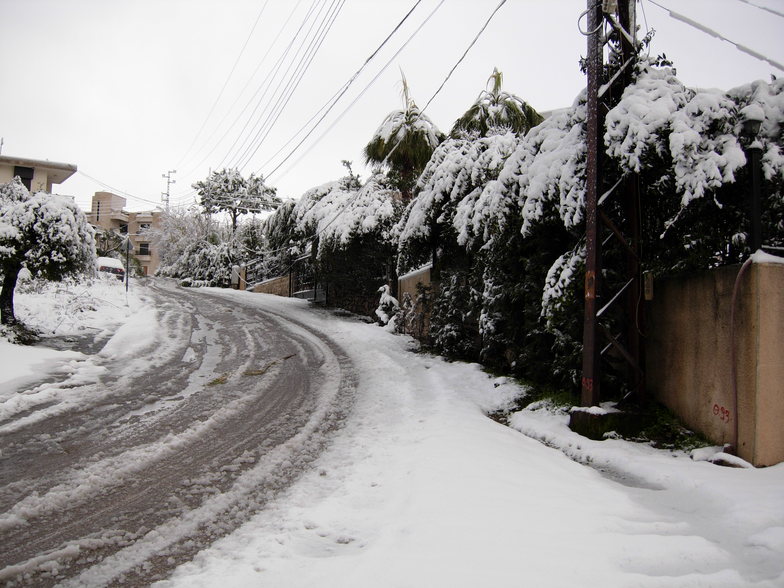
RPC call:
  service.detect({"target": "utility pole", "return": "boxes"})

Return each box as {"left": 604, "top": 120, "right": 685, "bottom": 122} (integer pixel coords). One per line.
{"left": 581, "top": 0, "right": 643, "bottom": 407}
{"left": 581, "top": 0, "right": 603, "bottom": 407}
{"left": 162, "top": 170, "right": 176, "bottom": 212}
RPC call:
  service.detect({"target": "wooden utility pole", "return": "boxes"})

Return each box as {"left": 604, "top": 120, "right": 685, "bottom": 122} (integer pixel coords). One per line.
{"left": 581, "top": 0, "right": 603, "bottom": 407}
{"left": 581, "top": 0, "right": 643, "bottom": 406}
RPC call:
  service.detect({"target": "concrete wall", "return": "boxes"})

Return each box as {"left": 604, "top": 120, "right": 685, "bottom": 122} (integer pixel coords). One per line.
{"left": 252, "top": 275, "right": 291, "bottom": 297}
{"left": 0, "top": 157, "right": 75, "bottom": 193}
{"left": 397, "top": 265, "right": 432, "bottom": 340}
{"left": 0, "top": 163, "right": 49, "bottom": 192}
{"left": 646, "top": 261, "right": 784, "bottom": 466}
{"left": 398, "top": 265, "right": 431, "bottom": 303}
{"left": 128, "top": 210, "right": 162, "bottom": 276}
{"left": 89, "top": 191, "right": 129, "bottom": 230}
{"left": 88, "top": 192, "right": 163, "bottom": 276}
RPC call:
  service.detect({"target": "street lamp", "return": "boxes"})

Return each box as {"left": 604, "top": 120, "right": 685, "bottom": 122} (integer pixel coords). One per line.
{"left": 740, "top": 104, "right": 764, "bottom": 253}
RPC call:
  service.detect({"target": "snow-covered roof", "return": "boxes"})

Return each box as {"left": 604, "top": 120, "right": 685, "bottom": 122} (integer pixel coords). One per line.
{"left": 0, "top": 154, "right": 77, "bottom": 185}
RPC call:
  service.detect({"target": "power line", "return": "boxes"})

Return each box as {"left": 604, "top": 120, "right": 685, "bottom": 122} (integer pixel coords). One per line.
{"left": 179, "top": 0, "right": 308, "bottom": 178}
{"left": 227, "top": 0, "right": 344, "bottom": 170}
{"left": 78, "top": 171, "right": 163, "bottom": 207}
{"left": 212, "top": 0, "right": 325, "bottom": 172}
{"left": 422, "top": 0, "right": 508, "bottom": 114}
{"left": 734, "top": 0, "right": 784, "bottom": 19}
{"left": 264, "top": 0, "right": 442, "bottom": 182}
{"left": 263, "top": 0, "right": 509, "bottom": 276}
{"left": 647, "top": 0, "right": 784, "bottom": 71}
{"left": 255, "top": 0, "right": 425, "bottom": 176}
{"left": 233, "top": 0, "right": 346, "bottom": 171}
{"left": 175, "top": 0, "right": 272, "bottom": 170}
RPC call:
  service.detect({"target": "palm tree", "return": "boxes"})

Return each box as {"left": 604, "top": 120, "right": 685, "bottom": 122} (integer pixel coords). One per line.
{"left": 451, "top": 68, "right": 543, "bottom": 138}
{"left": 364, "top": 72, "right": 445, "bottom": 202}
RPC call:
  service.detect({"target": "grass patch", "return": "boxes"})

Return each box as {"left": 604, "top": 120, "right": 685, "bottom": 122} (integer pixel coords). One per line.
{"left": 627, "top": 402, "right": 712, "bottom": 451}
{"left": 487, "top": 377, "right": 578, "bottom": 426}
{"left": 207, "top": 373, "right": 229, "bottom": 386}
{"left": 242, "top": 354, "right": 296, "bottom": 377}
{"left": 485, "top": 374, "right": 710, "bottom": 452}
{"left": 243, "top": 363, "right": 274, "bottom": 377}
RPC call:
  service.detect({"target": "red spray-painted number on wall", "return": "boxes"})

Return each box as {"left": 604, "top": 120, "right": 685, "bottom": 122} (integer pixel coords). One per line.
{"left": 713, "top": 404, "right": 731, "bottom": 423}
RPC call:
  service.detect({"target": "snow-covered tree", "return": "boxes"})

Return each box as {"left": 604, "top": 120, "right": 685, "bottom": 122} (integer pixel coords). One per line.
{"left": 0, "top": 179, "right": 95, "bottom": 326}
{"left": 254, "top": 170, "right": 403, "bottom": 316}
{"left": 193, "top": 168, "right": 280, "bottom": 232}
{"left": 451, "top": 68, "right": 543, "bottom": 139}
{"left": 393, "top": 39, "right": 784, "bottom": 391}
{"left": 364, "top": 74, "right": 445, "bottom": 201}
{"left": 151, "top": 207, "right": 217, "bottom": 275}
{"left": 293, "top": 173, "right": 403, "bottom": 315}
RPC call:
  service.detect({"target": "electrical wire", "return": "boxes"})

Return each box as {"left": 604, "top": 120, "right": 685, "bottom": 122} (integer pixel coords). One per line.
{"left": 176, "top": 0, "right": 272, "bottom": 170}
{"left": 272, "top": 0, "right": 493, "bottom": 178}
{"left": 421, "top": 0, "right": 508, "bottom": 114}
{"left": 255, "top": 0, "right": 424, "bottom": 174}
{"left": 578, "top": 3, "right": 604, "bottom": 36}
{"left": 637, "top": 0, "right": 652, "bottom": 61}
{"left": 222, "top": 0, "right": 332, "bottom": 170}
{"left": 180, "top": 0, "right": 439, "bottom": 270}
{"left": 237, "top": 0, "right": 345, "bottom": 170}
{"left": 231, "top": 0, "right": 346, "bottom": 171}
{"left": 212, "top": 0, "right": 326, "bottom": 172}
{"left": 264, "top": 0, "right": 443, "bottom": 182}
{"left": 647, "top": 0, "right": 784, "bottom": 71}
{"left": 78, "top": 171, "right": 162, "bottom": 207}
{"left": 179, "top": 0, "right": 309, "bottom": 178}
{"left": 734, "top": 0, "right": 784, "bottom": 19}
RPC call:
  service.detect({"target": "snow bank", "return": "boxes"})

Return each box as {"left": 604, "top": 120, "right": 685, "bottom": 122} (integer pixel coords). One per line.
{"left": 0, "top": 341, "right": 83, "bottom": 402}
{"left": 0, "top": 277, "right": 157, "bottom": 427}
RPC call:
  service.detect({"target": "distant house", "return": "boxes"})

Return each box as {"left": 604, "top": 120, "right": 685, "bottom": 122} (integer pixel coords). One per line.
{"left": 87, "top": 191, "right": 163, "bottom": 276}
{"left": 0, "top": 154, "right": 77, "bottom": 193}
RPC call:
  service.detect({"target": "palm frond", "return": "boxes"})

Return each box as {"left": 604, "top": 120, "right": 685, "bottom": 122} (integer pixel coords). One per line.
{"left": 451, "top": 69, "right": 544, "bottom": 138}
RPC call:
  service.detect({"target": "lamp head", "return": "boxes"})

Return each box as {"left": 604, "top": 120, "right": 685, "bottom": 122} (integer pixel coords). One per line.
{"left": 740, "top": 104, "right": 764, "bottom": 139}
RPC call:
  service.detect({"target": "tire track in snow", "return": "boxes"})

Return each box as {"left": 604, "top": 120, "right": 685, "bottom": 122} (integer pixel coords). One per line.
{"left": 0, "top": 282, "right": 356, "bottom": 586}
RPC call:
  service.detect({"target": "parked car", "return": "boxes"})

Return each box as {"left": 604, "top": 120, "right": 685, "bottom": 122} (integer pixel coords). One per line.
{"left": 96, "top": 256, "right": 125, "bottom": 281}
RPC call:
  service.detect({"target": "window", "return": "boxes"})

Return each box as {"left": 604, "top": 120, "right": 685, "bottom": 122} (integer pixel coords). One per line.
{"left": 13, "top": 166, "right": 34, "bottom": 191}
{"left": 138, "top": 242, "right": 150, "bottom": 256}
{"left": 138, "top": 223, "right": 151, "bottom": 232}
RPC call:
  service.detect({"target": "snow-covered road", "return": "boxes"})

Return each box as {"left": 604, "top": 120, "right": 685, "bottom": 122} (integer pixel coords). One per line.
{"left": 1, "top": 281, "right": 782, "bottom": 587}
{"left": 160, "top": 289, "right": 784, "bottom": 588}
{"left": 0, "top": 281, "right": 356, "bottom": 585}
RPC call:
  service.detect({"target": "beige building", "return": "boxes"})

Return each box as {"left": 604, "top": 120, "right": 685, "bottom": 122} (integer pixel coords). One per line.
{"left": 0, "top": 154, "right": 77, "bottom": 193}
{"left": 87, "top": 191, "right": 163, "bottom": 276}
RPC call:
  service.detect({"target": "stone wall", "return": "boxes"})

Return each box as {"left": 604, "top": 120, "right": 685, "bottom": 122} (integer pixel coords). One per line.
{"left": 251, "top": 275, "right": 291, "bottom": 297}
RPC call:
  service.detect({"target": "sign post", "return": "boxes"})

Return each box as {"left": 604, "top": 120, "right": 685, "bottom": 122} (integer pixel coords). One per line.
{"left": 124, "top": 237, "right": 132, "bottom": 293}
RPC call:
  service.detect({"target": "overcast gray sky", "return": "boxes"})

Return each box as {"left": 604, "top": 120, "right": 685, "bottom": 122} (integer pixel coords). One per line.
{"left": 1, "top": 0, "right": 782, "bottom": 212}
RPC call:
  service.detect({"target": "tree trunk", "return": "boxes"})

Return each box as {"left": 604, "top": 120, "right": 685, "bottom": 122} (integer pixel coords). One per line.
{"left": 0, "top": 262, "right": 21, "bottom": 325}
